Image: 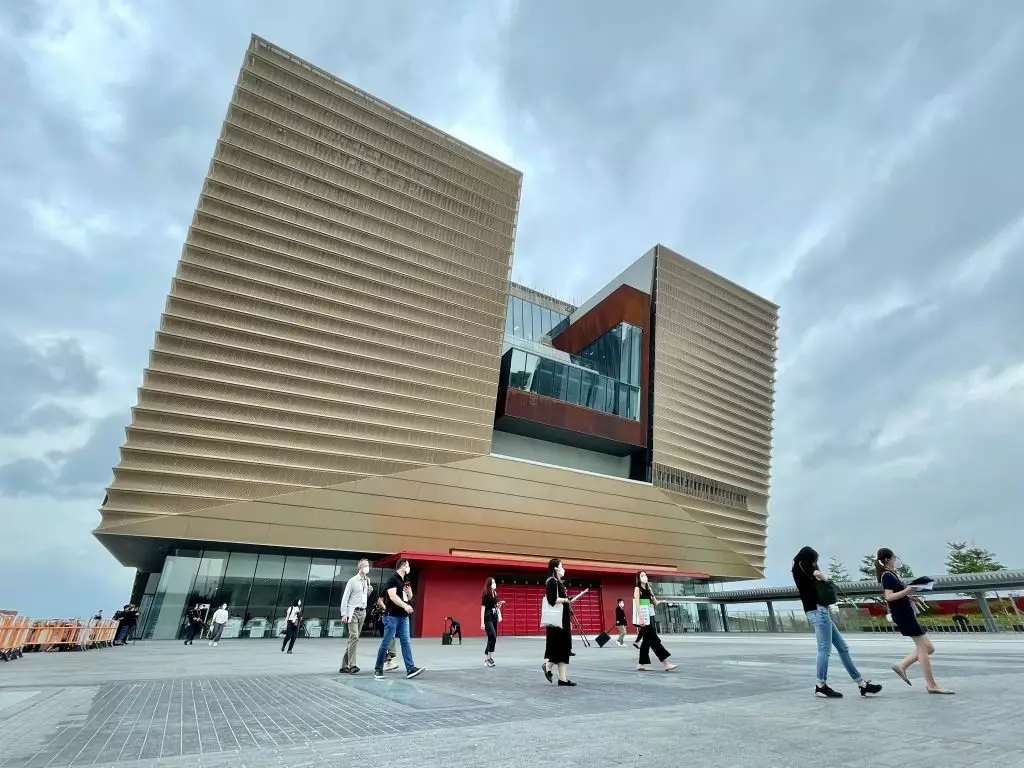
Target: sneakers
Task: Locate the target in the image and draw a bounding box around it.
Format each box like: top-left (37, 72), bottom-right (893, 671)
top-left (212, 642), bottom-right (218, 647)
top-left (384, 659), bottom-right (400, 672)
top-left (339, 666), bottom-right (351, 674)
top-left (859, 681), bottom-right (882, 697)
top-left (406, 666), bottom-right (424, 679)
top-left (485, 657), bottom-right (495, 667)
top-left (374, 669), bottom-right (385, 680)
top-left (815, 684), bottom-right (843, 699)
top-left (208, 641), bottom-right (214, 647)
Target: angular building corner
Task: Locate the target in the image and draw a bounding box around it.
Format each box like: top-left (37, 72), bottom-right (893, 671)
top-left (94, 35), bottom-right (779, 639)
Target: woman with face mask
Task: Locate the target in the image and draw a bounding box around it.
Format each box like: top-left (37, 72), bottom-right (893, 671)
top-left (793, 546), bottom-right (881, 699)
top-left (208, 603), bottom-right (229, 647)
top-left (876, 548), bottom-right (953, 694)
top-left (542, 558), bottom-right (576, 686)
top-left (282, 599), bottom-right (302, 654)
top-left (634, 571), bottom-right (677, 672)
top-left (481, 576), bottom-right (504, 667)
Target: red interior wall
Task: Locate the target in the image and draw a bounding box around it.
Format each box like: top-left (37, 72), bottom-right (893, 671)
top-left (601, 574), bottom-right (636, 631)
top-left (415, 563), bottom-right (489, 638)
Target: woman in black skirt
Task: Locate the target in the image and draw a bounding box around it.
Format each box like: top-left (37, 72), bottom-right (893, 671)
top-left (542, 558), bottom-right (576, 687)
top-left (876, 548), bottom-right (953, 694)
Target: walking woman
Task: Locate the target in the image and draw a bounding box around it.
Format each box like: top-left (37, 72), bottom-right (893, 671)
top-left (634, 571), bottom-right (677, 672)
top-left (541, 558), bottom-right (576, 687)
top-left (481, 577), bottom-right (504, 667)
top-left (876, 548), bottom-right (954, 694)
top-left (793, 546), bottom-right (882, 699)
top-left (281, 599), bottom-right (302, 654)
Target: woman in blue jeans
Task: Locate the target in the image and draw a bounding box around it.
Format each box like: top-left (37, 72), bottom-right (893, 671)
top-left (792, 547), bottom-right (882, 699)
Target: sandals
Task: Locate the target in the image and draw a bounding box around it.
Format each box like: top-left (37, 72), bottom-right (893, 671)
top-left (891, 665), bottom-right (912, 686)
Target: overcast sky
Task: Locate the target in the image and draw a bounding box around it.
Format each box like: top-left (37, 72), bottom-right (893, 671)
top-left (2, 1), bottom-right (1023, 616)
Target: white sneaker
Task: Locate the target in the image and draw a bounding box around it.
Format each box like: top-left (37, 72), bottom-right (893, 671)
top-left (208, 641), bottom-right (214, 646)
top-left (213, 642), bottom-right (218, 647)
top-left (384, 659), bottom-right (400, 672)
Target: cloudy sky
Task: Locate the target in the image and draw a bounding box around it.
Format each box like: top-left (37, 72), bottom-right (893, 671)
top-left (2, 0), bottom-right (1023, 616)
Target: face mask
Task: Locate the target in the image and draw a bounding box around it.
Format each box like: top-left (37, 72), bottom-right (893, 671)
top-left (640, 574), bottom-right (648, 584)
top-left (361, 565), bottom-right (369, 575)
top-left (556, 567), bottom-right (565, 578)
top-left (297, 601), bottom-right (302, 607)
top-left (893, 558), bottom-right (903, 570)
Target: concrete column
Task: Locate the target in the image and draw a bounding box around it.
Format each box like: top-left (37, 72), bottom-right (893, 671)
top-left (766, 600), bottom-right (779, 633)
top-left (720, 604), bottom-right (730, 632)
top-left (976, 592), bottom-right (1000, 633)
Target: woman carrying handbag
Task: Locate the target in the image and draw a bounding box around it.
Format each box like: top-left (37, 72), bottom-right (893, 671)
top-left (634, 571), bottom-right (677, 672)
top-left (541, 558), bottom-right (576, 687)
top-left (792, 547), bottom-right (882, 699)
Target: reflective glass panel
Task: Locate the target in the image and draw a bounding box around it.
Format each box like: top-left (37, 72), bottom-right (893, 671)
top-left (219, 552), bottom-right (258, 624)
top-left (522, 299), bottom-right (533, 341)
top-left (531, 303), bottom-right (543, 341)
top-left (628, 387), bottom-right (639, 420)
top-left (147, 550), bottom-right (202, 640)
top-left (630, 326), bottom-right (642, 386)
top-left (512, 297), bottom-right (523, 338)
top-left (505, 295), bottom-right (514, 336)
top-left (509, 349), bottom-right (528, 389)
top-left (567, 367), bottom-right (582, 405)
top-left (617, 382), bottom-right (630, 416)
top-left (580, 371), bottom-right (595, 409)
top-left (245, 555), bottom-right (284, 638)
top-left (303, 558), bottom-right (338, 638)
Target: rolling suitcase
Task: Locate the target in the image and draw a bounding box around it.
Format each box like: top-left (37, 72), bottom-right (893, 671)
top-left (595, 631), bottom-right (612, 648)
top-left (441, 617), bottom-right (453, 645)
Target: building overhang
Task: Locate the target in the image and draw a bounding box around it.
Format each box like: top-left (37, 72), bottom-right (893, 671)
top-left (374, 550), bottom-right (709, 581)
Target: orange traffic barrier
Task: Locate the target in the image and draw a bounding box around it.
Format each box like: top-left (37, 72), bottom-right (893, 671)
top-left (0, 614), bottom-right (30, 660)
top-left (2, 616), bottom-right (122, 658)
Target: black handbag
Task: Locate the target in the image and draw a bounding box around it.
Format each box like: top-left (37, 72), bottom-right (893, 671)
top-left (815, 580), bottom-right (838, 607)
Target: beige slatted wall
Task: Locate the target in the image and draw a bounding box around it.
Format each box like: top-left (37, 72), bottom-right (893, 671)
top-left (651, 245), bottom-right (779, 573)
top-left (98, 35), bottom-right (520, 531)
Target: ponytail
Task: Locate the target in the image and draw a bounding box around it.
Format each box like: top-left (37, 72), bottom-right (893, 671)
top-left (875, 547), bottom-right (895, 583)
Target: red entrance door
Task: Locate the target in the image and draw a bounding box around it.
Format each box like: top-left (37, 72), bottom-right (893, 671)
top-left (496, 583), bottom-right (603, 636)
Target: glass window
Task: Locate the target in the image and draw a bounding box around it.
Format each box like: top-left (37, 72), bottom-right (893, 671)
top-left (567, 367), bottom-right (582, 405)
top-left (523, 353), bottom-right (539, 390)
top-left (512, 297), bottom-right (523, 338)
top-left (552, 362), bottom-right (568, 400)
top-left (617, 382), bottom-right (630, 416)
top-left (531, 303), bottom-right (544, 342)
top-left (628, 387), bottom-right (639, 420)
top-left (620, 325), bottom-right (631, 384)
top-left (593, 377), bottom-right (607, 414)
top-left (509, 349), bottom-right (528, 389)
top-left (630, 326), bottom-right (642, 387)
top-left (303, 558), bottom-right (338, 638)
top-left (605, 377), bottom-right (617, 413)
top-left (522, 299), bottom-right (533, 341)
top-left (544, 307), bottom-right (555, 337)
top-left (146, 550), bottom-right (202, 640)
top-left (190, 551), bottom-right (229, 625)
top-left (505, 295), bottom-right (514, 336)
top-left (219, 552), bottom-right (258, 624)
top-left (244, 554), bottom-right (285, 638)
top-left (274, 555), bottom-right (311, 627)
top-left (580, 371), bottom-right (595, 409)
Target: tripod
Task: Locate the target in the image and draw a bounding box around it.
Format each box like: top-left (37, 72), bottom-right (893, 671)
top-left (568, 606), bottom-right (591, 649)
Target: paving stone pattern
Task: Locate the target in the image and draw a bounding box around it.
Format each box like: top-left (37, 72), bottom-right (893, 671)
top-left (1, 635), bottom-right (1022, 767)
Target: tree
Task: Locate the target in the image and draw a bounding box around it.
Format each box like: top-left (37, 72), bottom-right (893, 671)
top-left (945, 541), bottom-right (1004, 574)
top-left (827, 557), bottom-right (850, 583)
top-left (859, 554), bottom-right (915, 581)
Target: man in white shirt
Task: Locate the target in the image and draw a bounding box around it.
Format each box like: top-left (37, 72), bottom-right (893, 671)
top-left (208, 604), bottom-right (229, 647)
top-left (339, 558), bottom-right (374, 674)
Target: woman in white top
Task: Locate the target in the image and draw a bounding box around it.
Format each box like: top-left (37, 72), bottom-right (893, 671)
top-left (281, 599), bottom-right (302, 654)
top-left (208, 604), bottom-right (229, 647)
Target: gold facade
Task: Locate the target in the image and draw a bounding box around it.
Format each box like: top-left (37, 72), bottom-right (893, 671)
top-left (96, 36), bottom-right (519, 553)
top-left (651, 245), bottom-right (779, 574)
top-left (96, 38), bottom-right (774, 583)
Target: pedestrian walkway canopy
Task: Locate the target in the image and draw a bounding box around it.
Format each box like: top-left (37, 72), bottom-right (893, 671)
top-left (706, 569), bottom-right (1024, 605)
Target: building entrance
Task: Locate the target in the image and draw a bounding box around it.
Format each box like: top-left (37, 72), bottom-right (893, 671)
top-left (496, 580), bottom-right (603, 635)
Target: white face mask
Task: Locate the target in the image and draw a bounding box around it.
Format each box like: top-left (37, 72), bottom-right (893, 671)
top-left (360, 565), bottom-right (369, 575)
top-left (556, 566), bottom-right (565, 578)
top-left (640, 574), bottom-right (649, 584)
top-left (296, 601), bottom-right (301, 607)
top-left (893, 557), bottom-right (903, 571)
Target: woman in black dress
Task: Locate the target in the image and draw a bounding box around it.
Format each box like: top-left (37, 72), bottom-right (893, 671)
top-left (876, 548), bottom-right (953, 695)
top-left (542, 558), bottom-right (576, 687)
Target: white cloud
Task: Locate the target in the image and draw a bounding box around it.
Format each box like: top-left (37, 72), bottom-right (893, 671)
top-left (19, 0), bottom-right (152, 140)
top-left (26, 198), bottom-right (113, 254)
top-left (951, 211), bottom-right (1024, 293)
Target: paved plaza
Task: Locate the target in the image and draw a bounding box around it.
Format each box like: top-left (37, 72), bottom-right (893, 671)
top-left (1, 633), bottom-right (1022, 767)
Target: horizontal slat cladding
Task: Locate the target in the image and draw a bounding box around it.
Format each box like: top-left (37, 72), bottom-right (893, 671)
top-left (154, 321), bottom-right (495, 401)
top-left (218, 120), bottom-right (515, 245)
top-left (187, 219), bottom-right (506, 315)
top-left (204, 161), bottom-right (509, 273)
top-left (245, 50), bottom-right (519, 198)
top-left (179, 238), bottom-right (502, 337)
top-left (659, 487), bottom-right (766, 566)
top-left (141, 366), bottom-right (490, 427)
top-left (116, 450), bottom-right (365, 489)
top-left (163, 287), bottom-right (495, 371)
top-left (131, 393), bottom-right (490, 452)
top-left (231, 75), bottom-right (516, 215)
top-left (146, 349), bottom-right (492, 412)
top-left (652, 249), bottom-right (777, 502)
top-left (225, 94), bottom-right (514, 225)
top-left (193, 198), bottom-right (507, 295)
top-left (100, 36), bottom-right (519, 532)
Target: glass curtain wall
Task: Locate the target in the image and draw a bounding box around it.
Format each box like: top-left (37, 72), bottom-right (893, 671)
top-left (505, 349), bottom-right (641, 420)
top-left (142, 549), bottom-right (384, 640)
top-left (506, 295), bottom-right (569, 342)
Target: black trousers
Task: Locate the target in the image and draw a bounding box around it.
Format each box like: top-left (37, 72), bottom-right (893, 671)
top-left (282, 622), bottom-right (298, 652)
top-left (483, 618), bottom-right (497, 654)
top-left (185, 622), bottom-right (203, 643)
top-left (638, 623), bottom-right (670, 665)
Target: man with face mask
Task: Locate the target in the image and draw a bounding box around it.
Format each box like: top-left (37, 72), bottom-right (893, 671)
top-left (374, 559), bottom-right (424, 680)
top-left (209, 604), bottom-right (229, 647)
top-left (339, 558), bottom-right (374, 674)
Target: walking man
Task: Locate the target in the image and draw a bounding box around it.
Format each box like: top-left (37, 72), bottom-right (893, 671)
top-left (339, 558), bottom-right (374, 674)
top-left (614, 598), bottom-right (628, 646)
top-left (209, 604), bottom-right (229, 646)
top-left (374, 559), bottom-right (424, 680)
